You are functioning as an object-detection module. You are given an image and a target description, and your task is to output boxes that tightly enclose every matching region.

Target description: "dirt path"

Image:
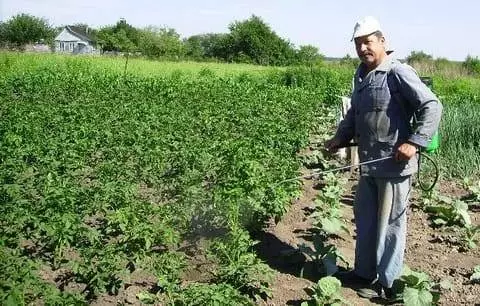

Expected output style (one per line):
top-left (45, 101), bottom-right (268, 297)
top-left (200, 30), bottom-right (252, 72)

top-left (254, 165), bottom-right (480, 305)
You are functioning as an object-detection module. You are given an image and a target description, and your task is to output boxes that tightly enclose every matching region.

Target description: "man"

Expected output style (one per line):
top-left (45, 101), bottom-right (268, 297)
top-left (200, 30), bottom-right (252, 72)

top-left (325, 16), bottom-right (442, 300)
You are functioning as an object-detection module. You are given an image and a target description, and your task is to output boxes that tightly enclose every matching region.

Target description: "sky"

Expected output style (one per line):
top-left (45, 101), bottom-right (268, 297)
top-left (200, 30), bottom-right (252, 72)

top-left (1, 0), bottom-right (478, 61)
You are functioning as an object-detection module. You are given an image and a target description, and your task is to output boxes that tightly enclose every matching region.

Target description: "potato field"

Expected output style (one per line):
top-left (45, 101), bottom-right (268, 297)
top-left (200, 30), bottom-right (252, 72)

top-left (0, 53), bottom-right (479, 305)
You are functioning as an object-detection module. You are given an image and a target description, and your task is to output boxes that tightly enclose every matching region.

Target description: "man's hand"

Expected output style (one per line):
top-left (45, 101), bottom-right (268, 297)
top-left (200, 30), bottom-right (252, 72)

top-left (395, 143), bottom-right (418, 161)
top-left (324, 138), bottom-right (342, 153)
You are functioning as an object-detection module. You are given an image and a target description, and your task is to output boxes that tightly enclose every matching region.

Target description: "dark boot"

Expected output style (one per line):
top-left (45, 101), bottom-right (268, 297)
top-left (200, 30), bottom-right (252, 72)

top-left (356, 282), bottom-right (382, 299)
top-left (335, 270), bottom-right (373, 286)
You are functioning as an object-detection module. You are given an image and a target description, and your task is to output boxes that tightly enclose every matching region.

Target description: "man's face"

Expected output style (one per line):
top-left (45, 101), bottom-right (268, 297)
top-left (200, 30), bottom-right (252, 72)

top-left (354, 33), bottom-right (386, 69)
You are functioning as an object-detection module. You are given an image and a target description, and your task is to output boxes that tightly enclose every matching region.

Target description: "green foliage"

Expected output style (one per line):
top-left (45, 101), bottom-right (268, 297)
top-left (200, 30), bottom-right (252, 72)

top-left (406, 50), bottom-right (433, 64)
top-left (0, 13), bottom-right (324, 66)
top-left (1, 13), bottom-right (54, 47)
top-left (461, 225), bottom-right (480, 250)
top-left (0, 53), bottom-right (347, 302)
top-left (436, 98), bottom-right (480, 177)
top-left (138, 26), bottom-right (185, 59)
top-left (339, 54), bottom-right (360, 68)
top-left (463, 178), bottom-right (480, 203)
top-left (298, 235), bottom-right (349, 277)
top-left (97, 18), bottom-right (138, 53)
top-left (295, 45), bottom-right (324, 66)
top-left (425, 196), bottom-right (471, 227)
top-left (463, 55), bottom-right (480, 75)
top-left (184, 15), bottom-right (302, 65)
top-left (420, 189), bottom-right (478, 250)
top-left (433, 57), bottom-right (451, 71)
top-left (278, 65), bottom-right (351, 102)
top-left (397, 266), bottom-right (440, 306)
top-left (469, 265), bottom-right (480, 284)
top-left (139, 251), bottom-right (186, 283)
top-left (312, 173), bottom-right (349, 236)
top-left (0, 247), bottom-right (86, 305)
top-left (301, 276), bottom-right (348, 306)
top-left (209, 226), bottom-right (273, 300)
top-left (227, 15), bottom-right (296, 65)
top-left (171, 283), bottom-right (253, 306)
top-left (184, 33), bottom-right (231, 61)
top-left (1, 50), bottom-right (478, 304)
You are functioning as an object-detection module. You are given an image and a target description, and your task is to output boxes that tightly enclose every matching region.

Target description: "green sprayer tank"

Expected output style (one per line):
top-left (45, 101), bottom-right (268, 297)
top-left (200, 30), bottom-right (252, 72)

top-left (420, 76), bottom-right (440, 153)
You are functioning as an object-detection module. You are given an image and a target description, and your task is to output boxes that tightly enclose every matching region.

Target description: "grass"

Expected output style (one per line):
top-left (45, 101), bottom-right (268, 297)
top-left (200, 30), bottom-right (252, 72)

top-left (437, 100), bottom-right (480, 178)
top-left (0, 51), bottom-right (282, 77)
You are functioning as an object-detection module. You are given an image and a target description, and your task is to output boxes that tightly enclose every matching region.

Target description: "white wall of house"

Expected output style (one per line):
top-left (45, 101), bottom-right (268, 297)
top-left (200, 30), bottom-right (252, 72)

top-left (54, 28), bottom-right (95, 54)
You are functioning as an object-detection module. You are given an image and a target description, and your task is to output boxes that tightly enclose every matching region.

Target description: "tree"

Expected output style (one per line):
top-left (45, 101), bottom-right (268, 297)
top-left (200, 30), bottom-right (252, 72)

top-left (138, 26), bottom-right (184, 59)
top-left (0, 22), bottom-right (6, 47)
top-left (295, 45), bottom-right (323, 66)
top-left (97, 18), bottom-right (138, 53)
top-left (2, 13), bottom-right (54, 47)
top-left (406, 50), bottom-right (433, 64)
top-left (184, 33), bottom-right (231, 61)
top-left (184, 34), bottom-right (221, 60)
top-left (184, 35), bottom-right (204, 60)
top-left (227, 15), bottom-right (296, 66)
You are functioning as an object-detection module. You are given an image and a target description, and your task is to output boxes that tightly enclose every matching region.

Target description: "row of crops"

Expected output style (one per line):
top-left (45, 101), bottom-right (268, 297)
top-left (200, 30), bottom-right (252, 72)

top-left (0, 53), bottom-right (351, 304)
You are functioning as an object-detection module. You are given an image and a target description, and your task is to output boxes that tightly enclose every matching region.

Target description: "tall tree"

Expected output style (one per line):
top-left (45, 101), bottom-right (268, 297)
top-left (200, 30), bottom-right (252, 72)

top-left (2, 13), bottom-right (54, 47)
top-left (295, 45), bottom-right (323, 66)
top-left (138, 26), bottom-right (184, 59)
top-left (227, 15), bottom-right (296, 66)
top-left (0, 22), bottom-right (6, 46)
top-left (97, 18), bottom-right (138, 53)
top-left (184, 33), bottom-right (230, 61)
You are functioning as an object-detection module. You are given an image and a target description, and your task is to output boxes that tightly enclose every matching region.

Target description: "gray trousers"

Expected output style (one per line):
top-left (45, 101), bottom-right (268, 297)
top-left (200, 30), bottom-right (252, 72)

top-left (353, 176), bottom-right (411, 288)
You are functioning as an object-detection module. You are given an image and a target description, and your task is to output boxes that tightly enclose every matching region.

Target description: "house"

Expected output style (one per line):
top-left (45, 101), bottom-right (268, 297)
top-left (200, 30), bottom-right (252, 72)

top-left (54, 26), bottom-right (96, 54)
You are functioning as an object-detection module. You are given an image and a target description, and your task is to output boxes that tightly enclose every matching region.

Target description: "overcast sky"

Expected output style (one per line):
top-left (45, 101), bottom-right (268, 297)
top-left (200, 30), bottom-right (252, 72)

top-left (1, 0), bottom-right (478, 61)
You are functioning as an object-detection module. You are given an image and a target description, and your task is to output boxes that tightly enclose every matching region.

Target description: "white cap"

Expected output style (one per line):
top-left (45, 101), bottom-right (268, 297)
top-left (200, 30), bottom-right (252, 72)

top-left (351, 16), bottom-right (382, 41)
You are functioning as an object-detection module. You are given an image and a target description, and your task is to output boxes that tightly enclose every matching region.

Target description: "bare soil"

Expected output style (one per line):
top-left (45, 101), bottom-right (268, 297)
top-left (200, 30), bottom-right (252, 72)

top-left (254, 168), bottom-right (480, 306)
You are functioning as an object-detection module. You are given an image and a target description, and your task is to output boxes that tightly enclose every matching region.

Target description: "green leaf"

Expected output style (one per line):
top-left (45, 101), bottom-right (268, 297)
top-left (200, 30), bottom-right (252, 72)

top-left (470, 268), bottom-right (480, 284)
top-left (402, 274), bottom-right (421, 286)
top-left (318, 276), bottom-right (341, 297)
top-left (403, 287), bottom-right (433, 306)
top-left (320, 217), bottom-right (344, 234)
top-left (136, 292), bottom-right (156, 304)
top-left (457, 209), bottom-right (471, 226)
top-left (5, 291), bottom-right (23, 306)
top-left (432, 218), bottom-right (447, 226)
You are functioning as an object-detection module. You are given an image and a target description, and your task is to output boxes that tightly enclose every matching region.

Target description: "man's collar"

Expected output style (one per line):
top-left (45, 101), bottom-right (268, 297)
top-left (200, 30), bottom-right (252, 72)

top-left (375, 53), bottom-right (395, 72)
top-left (359, 52), bottom-right (395, 73)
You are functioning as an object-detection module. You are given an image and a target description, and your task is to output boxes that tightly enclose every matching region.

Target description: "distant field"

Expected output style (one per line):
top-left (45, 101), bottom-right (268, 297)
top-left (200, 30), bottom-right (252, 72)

top-left (0, 51), bottom-right (282, 76)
